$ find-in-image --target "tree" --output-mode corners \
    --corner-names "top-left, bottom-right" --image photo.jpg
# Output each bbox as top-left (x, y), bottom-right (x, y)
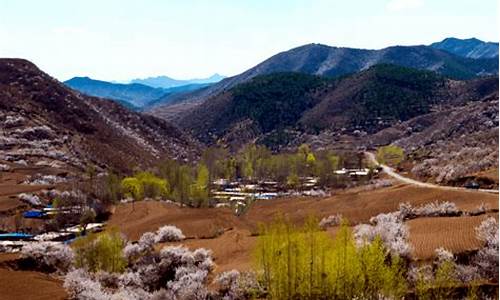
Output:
top-left (135, 172), bottom-right (169, 199)
top-left (79, 209), bottom-right (96, 236)
top-left (255, 218), bottom-right (407, 300)
top-left (121, 177), bottom-right (143, 203)
top-left (191, 164), bottom-right (210, 207)
top-left (286, 172), bottom-right (300, 190)
top-left (376, 145), bottom-right (404, 166)
top-left (72, 228), bottom-right (127, 273)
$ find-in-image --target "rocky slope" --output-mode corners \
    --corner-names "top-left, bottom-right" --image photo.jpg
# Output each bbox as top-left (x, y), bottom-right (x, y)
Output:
top-left (0, 59), bottom-right (199, 173)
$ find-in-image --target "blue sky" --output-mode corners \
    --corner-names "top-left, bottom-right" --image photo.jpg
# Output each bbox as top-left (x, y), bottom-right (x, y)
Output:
top-left (0, 0), bottom-right (497, 81)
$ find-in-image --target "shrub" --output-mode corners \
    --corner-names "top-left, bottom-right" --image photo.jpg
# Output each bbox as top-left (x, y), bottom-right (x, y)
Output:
top-left (64, 269), bottom-right (108, 299)
top-left (17, 193), bottom-right (42, 206)
top-left (318, 214), bottom-right (342, 230)
top-left (474, 217), bottom-right (499, 281)
top-left (398, 201), bottom-right (460, 219)
top-left (376, 145), bottom-right (404, 165)
top-left (415, 201), bottom-right (459, 217)
top-left (355, 212), bottom-right (412, 257)
top-left (21, 242), bottom-right (74, 273)
top-left (72, 230), bottom-right (127, 273)
top-left (155, 225), bottom-right (185, 243)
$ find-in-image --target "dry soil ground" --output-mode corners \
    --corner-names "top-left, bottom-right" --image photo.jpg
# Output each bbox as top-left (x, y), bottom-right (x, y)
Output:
top-left (0, 171), bottom-right (498, 299)
top-left (109, 183), bottom-right (498, 272)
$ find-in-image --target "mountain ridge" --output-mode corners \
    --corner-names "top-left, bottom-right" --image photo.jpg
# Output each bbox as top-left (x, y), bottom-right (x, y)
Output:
top-left (131, 73), bottom-right (225, 88)
top-left (148, 38), bottom-right (498, 122)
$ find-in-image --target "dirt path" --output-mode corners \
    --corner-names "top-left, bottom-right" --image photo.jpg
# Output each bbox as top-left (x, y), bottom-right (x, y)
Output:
top-left (364, 152), bottom-right (499, 194)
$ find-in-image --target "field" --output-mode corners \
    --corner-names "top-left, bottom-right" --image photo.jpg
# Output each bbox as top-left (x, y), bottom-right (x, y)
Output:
top-left (0, 253), bottom-right (66, 300)
top-left (408, 213), bottom-right (499, 260)
top-left (0, 173), bottom-right (498, 299)
top-left (108, 183), bottom-right (498, 272)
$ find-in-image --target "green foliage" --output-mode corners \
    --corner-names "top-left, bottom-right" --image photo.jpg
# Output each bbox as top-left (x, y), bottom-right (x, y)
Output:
top-left (190, 164), bottom-right (210, 207)
top-left (121, 177), bottom-right (143, 201)
top-left (135, 172), bottom-right (169, 199)
top-left (231, 72), bottom-right (328, 132)
top-left (105, 172), bottom-right (122, 203)
top-left (376, 144), bottom-right (404, 166)
top-left (348, 64), bottom-right (445, 128)
top-left (121, 172), bottom-right (169, 201)
top-left (72, 228), bottom-right (127, 273)
top-left (434, 260), bottom-right (458, 300)
top-left (255, 218), bottom-right (407, 300)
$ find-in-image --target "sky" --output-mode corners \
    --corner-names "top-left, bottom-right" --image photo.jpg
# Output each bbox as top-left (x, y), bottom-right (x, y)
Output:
top-left (0, 0), bottom-right (497, 81)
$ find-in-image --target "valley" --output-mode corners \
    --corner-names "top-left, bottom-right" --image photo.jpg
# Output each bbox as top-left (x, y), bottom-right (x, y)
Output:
top-left (0, 36), bottom-right (498, 299)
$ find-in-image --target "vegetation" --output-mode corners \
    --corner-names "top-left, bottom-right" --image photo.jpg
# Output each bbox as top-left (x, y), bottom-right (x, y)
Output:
top-left (231, 72), bottom-right (328, 132)
top-left (346, 64), bottom-right (444, 128)
top-left (255, 217), bottom-right (407, 300)
top-left (376, 144), bottom-right (404, 165)
top-left (72, 228), bottom-right (127, 273)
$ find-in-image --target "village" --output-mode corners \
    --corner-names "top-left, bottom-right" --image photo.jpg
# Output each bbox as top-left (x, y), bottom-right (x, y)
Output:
top-left (0, 166), bottom-right (374, 251)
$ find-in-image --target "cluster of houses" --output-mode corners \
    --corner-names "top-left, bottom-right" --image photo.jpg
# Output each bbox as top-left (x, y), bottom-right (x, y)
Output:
top-left (209, 167), bottom-right (374, 213)
top-left (0, 223), bottom-right (104, 252)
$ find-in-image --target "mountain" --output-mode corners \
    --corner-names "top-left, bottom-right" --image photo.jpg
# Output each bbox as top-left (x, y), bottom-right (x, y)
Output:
top-left (176, 64), bottom-right (498, 150)
top-left (148, 42), bottom-right (498, 121)
top-left (64, 77), bottom-right (167, 108)
top-left (430, 37), bottom-right (499, 59)
top-left (0, 59), bottom-right (199, 172)
top-left (131, 73), bottom-right (225, 89)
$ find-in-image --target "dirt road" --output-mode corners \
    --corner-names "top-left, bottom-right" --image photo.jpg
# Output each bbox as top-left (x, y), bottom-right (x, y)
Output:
top-left (364, 152), bottom-right (499, 194)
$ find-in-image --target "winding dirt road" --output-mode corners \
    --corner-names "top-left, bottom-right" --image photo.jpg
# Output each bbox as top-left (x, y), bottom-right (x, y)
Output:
top-left (364, 152), bottom-right (499, 194)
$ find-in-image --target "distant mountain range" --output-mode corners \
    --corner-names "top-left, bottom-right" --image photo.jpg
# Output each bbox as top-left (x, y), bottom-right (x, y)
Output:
top-left (64, 76), bottom-right (220, 109)
top-left (148, 37), bottom-right (498, 122)
top-left (430, 37), bottom-right (498, 59)
top-left (131, 73), bottom-right (225, 89)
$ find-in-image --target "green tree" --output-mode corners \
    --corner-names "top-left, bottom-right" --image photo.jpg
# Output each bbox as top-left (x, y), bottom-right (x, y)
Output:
top-left (72, 229), bottom-right (127, 273)
top-left (376, 145), bottom-right (404, 166)
top-left (135, 171), bottom-right (169, 199)
top-left (255, 218), bottom-right (407, 300)
top-left (121, 177), bottom-right (143, 203)
top-left (191, 164), bottom-right (210, 207)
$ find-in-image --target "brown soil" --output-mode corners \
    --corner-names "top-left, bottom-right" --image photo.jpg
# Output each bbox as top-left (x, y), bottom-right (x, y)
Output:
top-left (408, 213), bottom-right (499, 260)
top-left (0, 253), bottom-right (67, 300)
top-left (109, 184), bottom-right (498, 273)
top-left (108, 201), bottom-right (242, 241)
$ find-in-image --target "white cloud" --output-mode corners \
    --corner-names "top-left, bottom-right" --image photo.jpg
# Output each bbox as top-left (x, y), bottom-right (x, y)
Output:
top-left (386, 0), bottom-right (424, 12)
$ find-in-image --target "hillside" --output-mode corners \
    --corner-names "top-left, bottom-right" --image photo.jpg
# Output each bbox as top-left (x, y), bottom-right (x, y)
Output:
top-left (0, 59), bottom-right (199, 173)
top-left (430, 37), bottom-right (499, 59)
top-left (178, 64), bottom-right (498, 149)
top-left (64, 77), bottom-right (166, 108)
top-left (148, 39), bottom-right (499, 121)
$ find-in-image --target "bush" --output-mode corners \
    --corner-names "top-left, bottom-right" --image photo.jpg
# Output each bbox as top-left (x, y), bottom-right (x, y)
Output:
top-left (355, 212), bottom-right (412, 257)
top-left (376, 145), bottom-right (404, 165)
top-left (398, 201), bottom-right (460, 219)
top-left (72, 230), bottom-right (127, 273)
top-left (318, 214), bottom-right (342, 230)
top-left (474, 217), bottom-right (499, 281)
top-left (21, 242), bottom-right (74, 273)
top-left (64, 269), bottom-right (108, 299)
top-left (155, 225), bottom-right (185, 243)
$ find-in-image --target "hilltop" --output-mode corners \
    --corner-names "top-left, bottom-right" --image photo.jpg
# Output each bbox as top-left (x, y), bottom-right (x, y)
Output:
top-left (148, 38), bottom-right (499, 121)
